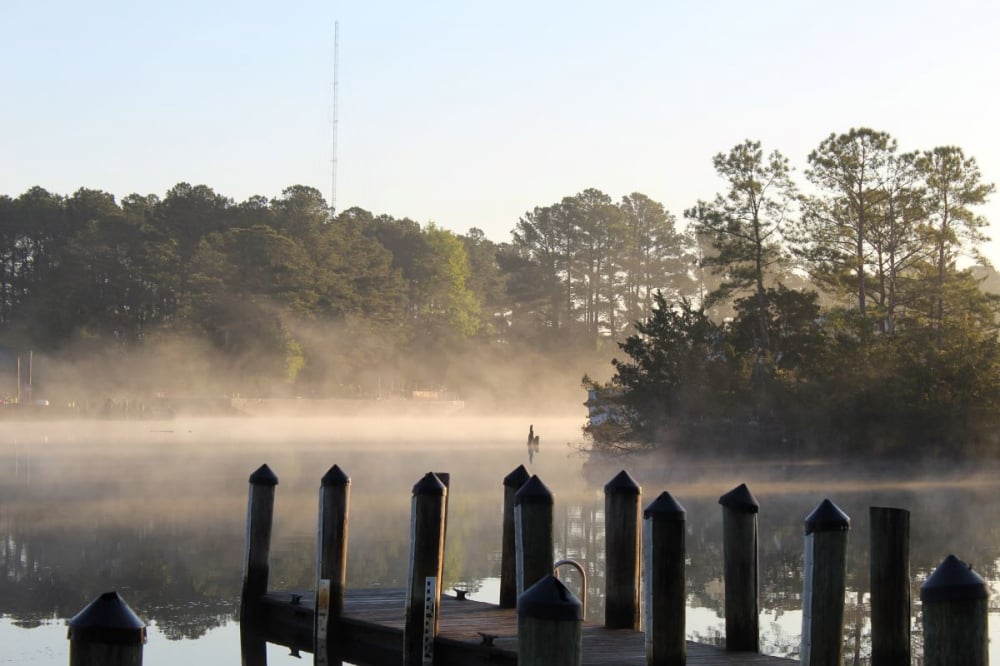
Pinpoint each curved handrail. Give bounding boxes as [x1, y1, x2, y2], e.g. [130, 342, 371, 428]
[552, 558, 587, 616]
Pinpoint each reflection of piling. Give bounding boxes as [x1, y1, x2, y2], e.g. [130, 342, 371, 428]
[517, 574, 583, 666]
[68, 591, 146, 666]
[801, 499, 850, 666]
[501, 465, 531, 608]
[719, 483, 760, 652]
[869, 507, 910, 666]
[240, 464, 278, 625]
[921, 554, 988, 666]
[515, 475, 555, 596]
[604, 470, 641, 630]
[403, 472, 448, 666]
[643, 491, 686, 666]
[315, 465, 350, 666]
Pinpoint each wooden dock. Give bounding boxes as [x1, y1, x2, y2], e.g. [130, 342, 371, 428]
[252, 588, 796, 665]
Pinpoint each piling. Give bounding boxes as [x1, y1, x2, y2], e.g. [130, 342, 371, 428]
[517, 574, 583, 666]
[515, 475, 555, 596]
[501, 465, 531, 608]
[68, 591, 146, 666]
[315, 465, 351, 666]
[604, 469, 641, 630]
[718, 482, 760, 652]
[643, 491, 686, 666]
[920, 554, 988, 666]
[869, 506, 910, 666]
[240, 626, 267, 666]
[403, 472, 448, 666]
[800, 498, 850, 666]
[240, 464, 278, 625]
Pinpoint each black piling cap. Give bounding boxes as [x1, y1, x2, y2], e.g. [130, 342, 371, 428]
[804, 498, 850, 534]
[514, 475, 554, 506]
[517, 574, 583, 621]
[503, 464, 531, 489]
[321, 464, 350, 487]
[68, 591, 146, 645]
[248, 464, 278, 486]
[643, 491, 686, 521]
[412, 471, 447, 496]
[604, 470, 641, 495]
[920, 554, 988, 603]
[719, 483, 760, 514]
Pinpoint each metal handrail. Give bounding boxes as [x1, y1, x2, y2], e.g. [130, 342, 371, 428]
[552, 558, 587, 616]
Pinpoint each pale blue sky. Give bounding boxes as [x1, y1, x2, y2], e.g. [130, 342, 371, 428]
[3, 1, 1000, 258]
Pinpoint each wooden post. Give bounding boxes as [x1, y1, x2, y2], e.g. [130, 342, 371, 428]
[68, 591, 146, 666]
[403, 472, 448, 666]
[718, 482, 759, 652]
[643, 490, 686, 666]
[517, 574, 583, 666]
[501, 465, 531, 608]
[240, 464, 278, 626]
[604, 469, 641, 630]
[869, 506, 910, 666]
[515, 475, 555, 596]
[315, 465, 350, 666]
[920, 554, 988, 666]
[801, 498, 850, 666]
[240, 626, 268, 666]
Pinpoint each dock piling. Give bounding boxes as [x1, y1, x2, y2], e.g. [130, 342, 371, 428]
[68, 591, 146, 666]
[315, 465, 350, 666]
[719, 482, 760, 652]
[500, 465, 531, 608]
[801, 498, 850, 666]
[240, 464, 279, 626]
[604, 469, 641, 630]
[517, 574, 583, 666]
[403, 472, 448, 666]
[869, 506, 910, 666]
[920, 554, 988, 666]
[514, 475, 555, 596]
[643, 491, 686, 666]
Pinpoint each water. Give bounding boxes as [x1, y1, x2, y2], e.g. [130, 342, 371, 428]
[1, 416, 999, 664]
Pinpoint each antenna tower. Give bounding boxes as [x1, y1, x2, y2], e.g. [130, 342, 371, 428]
[331, 20, 340, 215]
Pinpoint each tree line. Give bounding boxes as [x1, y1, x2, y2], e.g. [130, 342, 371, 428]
[592, 128, 1000, 458]
[0, 181, 703, 407]
[2, 126, 998, 454]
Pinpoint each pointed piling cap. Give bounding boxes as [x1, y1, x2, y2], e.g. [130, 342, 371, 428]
[321, 464, 350, 487]
[68, 591, 146, 645]
[503, 464, 531, 489]
[514, 475, 554, 506]
[604, 470, 641, 495]
[412, 471, 447, 496]
[517, 574, 583, 621]
[248, 464, 278, 486]
[920, 554, 988, 603]
[719, 483, 759, 513]
[804, 498, 850, 534]
[643, 491, 686, 521]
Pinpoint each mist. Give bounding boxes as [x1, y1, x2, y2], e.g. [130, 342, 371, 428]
[2, 317, 606, 418]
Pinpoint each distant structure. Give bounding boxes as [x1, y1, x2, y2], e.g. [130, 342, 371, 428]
[331, 20, 340, 215]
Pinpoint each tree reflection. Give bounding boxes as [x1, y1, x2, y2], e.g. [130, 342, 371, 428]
[2, 432, 1000, 666]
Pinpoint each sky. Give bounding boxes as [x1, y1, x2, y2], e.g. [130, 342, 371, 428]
[4, 1, 1000, 259]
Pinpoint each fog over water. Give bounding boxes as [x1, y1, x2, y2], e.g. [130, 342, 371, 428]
[2, 415, 1000, 664]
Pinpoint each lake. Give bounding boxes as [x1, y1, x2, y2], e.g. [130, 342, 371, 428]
[1, 416, 999, 664]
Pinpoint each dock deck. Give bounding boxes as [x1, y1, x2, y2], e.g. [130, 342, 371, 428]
[254, 588, 796, 665]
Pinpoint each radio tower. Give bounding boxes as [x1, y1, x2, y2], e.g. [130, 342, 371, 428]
[331, 20, 340, 215]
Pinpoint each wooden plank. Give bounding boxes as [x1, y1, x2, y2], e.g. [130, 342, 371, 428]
[256, 588, 796, 665]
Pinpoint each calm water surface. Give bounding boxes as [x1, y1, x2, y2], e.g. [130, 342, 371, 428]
[1, 416, 999, 664]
